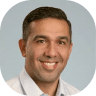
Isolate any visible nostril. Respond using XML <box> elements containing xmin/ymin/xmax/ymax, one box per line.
<box><xmin>46</xmin><ymin>56</ymin><xmax>51</xmax><ymax>58</ymax></box>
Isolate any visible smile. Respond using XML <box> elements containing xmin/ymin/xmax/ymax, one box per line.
<box><xmin>44</xmin><ymin>62</ymin><xmax>56</xmax><ymax>66</ymax></box>
<box><xmin>40</xmin><ymin>60</ymin><xmax>58</xmax><ymax>70</ymax></box>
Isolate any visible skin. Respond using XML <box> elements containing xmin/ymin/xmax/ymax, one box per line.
<box><xmin>19</xmin><ymin>18</ymin><xmax>73</xmax><ymax>96</ymax></box>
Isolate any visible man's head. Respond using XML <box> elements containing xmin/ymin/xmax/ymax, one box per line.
<box><xmin>19</xmin><ymin>6</ymin><xmax>73</xmax><ymax>83</ymax></box>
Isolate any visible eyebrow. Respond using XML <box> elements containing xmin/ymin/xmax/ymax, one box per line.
<box><xmin>33</xmin><ymin>35</ymin><xmax>47</xmax><ymax>41</ymax></box>
<box><xmin>33</xmin><ymin>35</ymin><xmax>69</xmax><ymax>42</ymax></box>
<box><xmin>58</xmin><ymin>36</ymin><xmax>69</xmax><ymax>42</ymax></box>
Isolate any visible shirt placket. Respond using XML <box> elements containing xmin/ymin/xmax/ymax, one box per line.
<box><xmin>41</xmin><ymin>93</ymin><xmax>49</xmax><ymax>96</ymax></box>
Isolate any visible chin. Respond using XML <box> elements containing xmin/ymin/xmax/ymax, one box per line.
<box><xmin>39</xmin><ymin>74</ymin><xmax>60</xmax><ymax>83</ymax></box>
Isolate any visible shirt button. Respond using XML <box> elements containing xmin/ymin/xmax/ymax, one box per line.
<box><xmin>41</xmin><ymin>93</ymin><xmax>49</xmax><ymax>96</ymax></box>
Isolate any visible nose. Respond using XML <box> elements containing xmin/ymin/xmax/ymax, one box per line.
<box><xmin>44</xmin><ymin>42</ymin><xmax>57</xmax><ymax>58</ymax></box>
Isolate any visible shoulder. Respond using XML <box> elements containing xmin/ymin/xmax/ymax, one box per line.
<box><xmin>6</xmin><ymin>76</ymin><xmax>23</xmax><ymax>95</ymax></box>
<box><xmin>7</xmin><ymin>76</ymin><xmax>19</xmax><ymax>85</ymax></box>
<box><xmin>61</xmin><ymin>79</ymin><xmax>80</xmax><ymax>94</ymax></box>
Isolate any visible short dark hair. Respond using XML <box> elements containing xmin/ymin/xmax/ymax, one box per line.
<box><xmin>23</xmin><ymin>6</ymin><xmax>72</xmax><ymax>43</ymax></box>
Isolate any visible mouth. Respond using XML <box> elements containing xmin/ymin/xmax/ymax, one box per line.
<box><xmin>39</xmin><ymin>60</ymin><xmax>58</xmax><ymax>71</ymax></box>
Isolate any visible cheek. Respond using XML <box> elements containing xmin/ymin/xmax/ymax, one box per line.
<box><xmin>59</xmin><ymin>48</ymin><xmax>70</xmax><ymax>61</ymax></box>
<box><xmin>33</xmin><ymin>45</ymin><xmax>46</xmax><ymax>56</ymax></box>
<box><xmin>27</xmin><ymin>45</ymin><xmax>44</xmax><ymax>61</ymax></box>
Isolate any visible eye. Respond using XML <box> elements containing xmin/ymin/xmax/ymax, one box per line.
<box><xmin>58</xmin><ymin>41</ymin><xmax>65</xmax><ymax>45</ymax></box>
<box><xmin>37</xmin><ymin>40</ymin><xmax>46</xmax><ymax>43</ymax></box>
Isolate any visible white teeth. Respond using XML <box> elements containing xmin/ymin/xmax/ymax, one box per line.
<box><xmin>44</xmin><ymin>63</ymin><xmax>56</xmax><ymax>66</ymax></box>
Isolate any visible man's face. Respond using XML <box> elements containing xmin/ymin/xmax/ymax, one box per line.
<box><xmin>22</xmin><ymin>18</ymin><xmax>72</xmax><ymax>82</ymax></box>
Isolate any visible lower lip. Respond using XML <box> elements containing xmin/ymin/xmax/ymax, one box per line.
<box><xmin>40</xmin><ymin>62</ymin><xmax>58</xmax><ymax>71</ymax></box>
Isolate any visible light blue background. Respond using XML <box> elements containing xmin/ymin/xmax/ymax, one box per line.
<box><xmin>0</xmin><ymin>0</ymin><xmax>95</xmax><ymax>91</ymax></box>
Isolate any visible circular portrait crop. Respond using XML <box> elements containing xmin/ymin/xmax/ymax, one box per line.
<box><xmin>0</xmin><ymin>0</ymin><xmax>95</xmax><ymax>96</ymax></box>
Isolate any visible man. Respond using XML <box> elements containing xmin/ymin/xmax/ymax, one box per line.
<box><xmin>7</xmin><ymin>7</ymin><xmax>80</xmax><ymax>96</ymax></box>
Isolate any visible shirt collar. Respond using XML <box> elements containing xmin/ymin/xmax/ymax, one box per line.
<box><xmin>19</xmin><ymin>68</ymin><xmax>66</xmax><ymax>96</ymax></box>
<box><xmin>56</xmin><ymin>77</ymin><xmax>66</xmax><ymax>96</ymax></box>
<box><xmin>56</xmin><ymin>77</ymin><xmax>76</xmax><ymax>96</ymax></box>
<box><xmin>19</xmin><ymin>68</ymin><xmax>44</xmax><ymax>96</ymax></box>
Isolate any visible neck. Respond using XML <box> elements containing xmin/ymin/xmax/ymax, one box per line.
<box><xmin>35</xmin><ymin>78</ymin><xmax>59</xmax><ymax>96</ymax></box>
<box><xmin>25</xmin><ymin>66</ymin><xmax>60</xmax><ymax>96</ymax></box>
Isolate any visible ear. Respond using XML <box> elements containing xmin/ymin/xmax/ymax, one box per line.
<box><xmin>18</xmin><ymin>39</ymin><xmax>26</xmax><ymax>57</ymax></box>
<box><xmin>68</xmin><ymin>43</ymin><xmax>73</xmax><ymax>56</ymax></box>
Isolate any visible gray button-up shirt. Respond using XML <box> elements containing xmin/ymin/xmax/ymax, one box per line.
<box><xmin>7</xmin><ymin>68</ymin><xmax>80</xmax><ymax>96</ymax></box>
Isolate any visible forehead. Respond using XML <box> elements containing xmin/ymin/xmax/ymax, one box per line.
<box><xmin>28</xmin><ymin>18</ymin><xmax>70</xmax><ymax>40</ymax></box>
